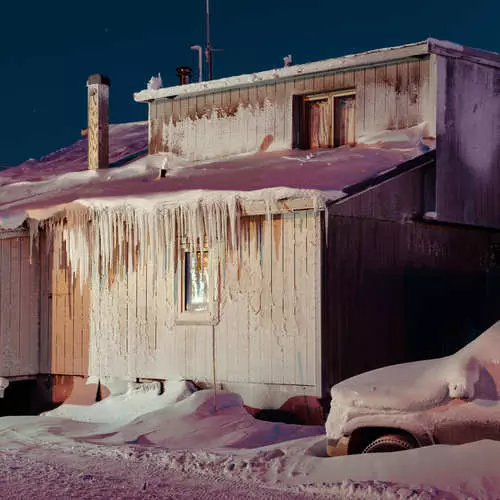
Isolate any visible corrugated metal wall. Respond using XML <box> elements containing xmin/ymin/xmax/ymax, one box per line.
<box><xmin>150</xmin><ymin>57</ymin><xmax>435</xmax><ymax>161</ymax></box>
<box><xmin>0</xmin><ymin>231</ymin><xmax>39</xmax><ymax>377</ymax></box>
<box><xmin>86</xmin><ymin>212</ymin><xmax>321</xmax><ymax>395</ymax></box>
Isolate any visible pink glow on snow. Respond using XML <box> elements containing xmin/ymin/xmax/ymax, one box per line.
<box><xmin>0</xmin><ymin>129</ymin><xmax>433</xmax><ymax>229</ymax></box>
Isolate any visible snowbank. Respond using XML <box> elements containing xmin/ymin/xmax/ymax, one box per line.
<box><xmin>43</xmin><ymin>379</ymin><xmax>196</xmax><ymax>426</ymax></box>
<box><xmin>0</xmin><ymin>386</ymin><xmax>499</xmax><ymax>498</ymax></box>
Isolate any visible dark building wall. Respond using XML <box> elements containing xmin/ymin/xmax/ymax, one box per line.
<box><xmin>435</xmin><ymin>55</ymin><xmax>500</xmax><ymax>229</ymax></box>
<box><xmin>321</xmin><ymin>168</ymin><xmax>499</xmax><ymax>397</ymax></box>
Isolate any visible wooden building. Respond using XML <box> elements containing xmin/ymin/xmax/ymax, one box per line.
<box><xmin>0</xmin><ymin>39</ymin><xmax>499</xmax><ymax>420</ymax></box>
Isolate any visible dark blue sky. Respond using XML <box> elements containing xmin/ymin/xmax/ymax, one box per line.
<box><xmin>0</xmin><ymin>0</ymin><xmax>498</xmax><ymax>167</ymax></box>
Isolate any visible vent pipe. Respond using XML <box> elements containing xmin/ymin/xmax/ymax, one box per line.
<box><xmin>176</xmin><ymin>66</ymin><xmax>192</xmax><ymax>86</ymax></box>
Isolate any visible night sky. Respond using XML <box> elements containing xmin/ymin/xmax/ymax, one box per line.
<box><xmin>1</xmin><ymin>0</ymin><xmax>498</xmax><ymax>167</ymax></box>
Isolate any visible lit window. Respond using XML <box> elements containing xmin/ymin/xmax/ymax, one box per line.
<box><xmin>185</xmin><ymin>250</ymin><xmax>209</xmax><ymax>312</ymax></box>
<box><xmin>176</xmin><ymin>242</ymin><xmax>219</xmax><ymax>325</ymax></box>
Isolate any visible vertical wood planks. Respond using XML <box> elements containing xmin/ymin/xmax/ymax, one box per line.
<box><xmin>364</xmin><ymin>68</ymin><xmax>376</xmax><ymax>133</ymax></box>
<box><xmin>271</xmin><ymin>214</ymin><xmax>285</xmax><ymax>383</ymax></box>
<box><xmin>354</xmin><ymin>70</ymin><xmax>366</xmax><ymax>137</ymax></box>
<box><xmin>385</xmin><ymin>64</ymin><xmax>397</xmax><ymax>130</ymax></box>
<box><xmin>281</xmin><ymin>213</ymin><xmax>297</xmax><ymax>384</ymax></box>
<box><xmin>408</xmin><ymin>60</ymin><xmax>421</xmax><ymax>126</ymax></box>
<box><xmin>374</xmin><ymin>65</ymin><xmax>387</xmax><ymax>131</ymax></box>
<box><xmin>396</xmin><ymin>62</ymin><xmax>409</xmax><ymax>129</ymax></box>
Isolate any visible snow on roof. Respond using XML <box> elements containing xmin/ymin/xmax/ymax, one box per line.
<box><xmin>0</xmin><ymin>124</ymin><xmax>433</xmax><ymax>231</ymax></box>
<box><xmin>0</xmin><ymin>122</ymin><xmax>148</xmax><ymax>184</ymax></box>
<box><xmin>135</xmin><ymin>39</ymin><xmax>500</xmax><ymax>102</ymax></box>
<box><xmin>135</xmin><ymin>40</ymin><xmax>429</xmax><ymax>102</ymax></box>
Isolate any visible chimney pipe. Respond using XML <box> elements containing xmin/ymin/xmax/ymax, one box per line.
<box><xmin>87</xmin><ymin>74</ymin><xmax>110</xmax><ymax>170</ymax></box>
<box><xmin>176</xmin><ymin>66</ymin><xmax>192</xmax><ymax>86</ymax></box>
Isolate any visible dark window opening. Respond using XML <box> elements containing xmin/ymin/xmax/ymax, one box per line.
<box><xmin>295</xmin><ymin>91</ymin><xmax>356</xmax><ymax>150</ymax></box>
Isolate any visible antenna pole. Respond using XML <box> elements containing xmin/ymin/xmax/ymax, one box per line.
<box><xmin>206</xmin><ymin>0</ymin><xmax>213</xmax><ymax>80</ymax></box>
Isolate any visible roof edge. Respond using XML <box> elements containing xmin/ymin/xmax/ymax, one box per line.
<box><xmin>428</xmin><ymin>38</ymin><xmax>500</xmax><ymax>69</ymax></box>
<box><xmin>336</xmin><ymin>149</ymin><xmax>436</xmax><ymax>199</ymax></box>
<box><xmin>134</xmin><ymin>40</ymin><xmax>429</xmax><ymax>102</ymax></box>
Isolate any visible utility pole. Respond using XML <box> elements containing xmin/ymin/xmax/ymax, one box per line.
<box><xmin>205</xmin><ymin>0</ymin><xmax>213</xmax><ymax>80</ymax></box>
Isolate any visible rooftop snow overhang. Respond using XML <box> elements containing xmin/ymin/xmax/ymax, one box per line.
<box><xmin>134</xmin><ymin>39</ymin><xmax>500</xmax><ymax>103</ymax></box>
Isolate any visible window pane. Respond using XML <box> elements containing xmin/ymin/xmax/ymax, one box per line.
<box><xmin>307</xmin><ymin>99</ymin><xmax>331</xmax><ymax>148</ymax></box>
<box><xmin>334</xmin><ymin>94</ymin><xmax>356</xmax><ymax>147</ymax></box>
<box><xmin>185</xmin><ymin>251</ymin><xmax>209</xmax><ymax>311</ymax></box>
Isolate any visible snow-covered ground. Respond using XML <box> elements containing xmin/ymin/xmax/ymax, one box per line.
<box><xmin>0</xmin><ymin>381</ymin><xmax>499</xmax><ymax>499</ymax></box>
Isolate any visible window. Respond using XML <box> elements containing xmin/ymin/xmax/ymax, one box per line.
<box><xmin>176</xmin><ymin>241</ymin><xmax>219</xmax><ymax>325</ymax></box>
<box><xmin>298</xmin><ymin>90</ymin><xmax>356</xmax><ymax>149</ymax></box>
<box><xmin>184</xmin><ymin>249</ymin><xmax>209</xmax><ymax>312</ymax></box>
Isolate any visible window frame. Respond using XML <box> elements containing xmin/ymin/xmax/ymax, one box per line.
<box><xmin>175</xmin><ymin>239</ymin><xmax>220</xmax><ymax>326</ymax></box>
<box><xmin>301</xmin><ymin>89</ymin><xmax>356</xmax><ymax>149</ymax></box>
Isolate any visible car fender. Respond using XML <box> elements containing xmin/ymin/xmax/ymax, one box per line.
<box><xmin>341</xmin><ymin>411</ymin><xmax>436</xmax><ymax>447</ymax></box>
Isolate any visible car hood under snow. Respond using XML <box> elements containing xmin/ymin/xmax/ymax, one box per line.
<box><xmin>326</xmin><ymin>321</ymin><xmax>500</xmax><ymax>439</ymax></box>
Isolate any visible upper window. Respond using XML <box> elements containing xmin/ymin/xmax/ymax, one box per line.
<box><xmin>176</xmin><ymin>241</ymin><xmax>219</xmax><ymax>325</ymax></box>
<box><xmin>301</xmin><ymin>90</ymin><xmax>356</xmax><ymax>149</ymax></box>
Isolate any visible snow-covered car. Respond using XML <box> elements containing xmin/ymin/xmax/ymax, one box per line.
<box><xmin>326</xmin><ymin>321</ymin><xmax>500</xmax><ymax>456</ymax></box>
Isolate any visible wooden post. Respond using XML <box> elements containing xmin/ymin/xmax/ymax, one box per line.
<box><xmin>87</xmin><ymin>74</ymin><xmax>110</xmax><ymax>170</ymax></box>
<box><xmin>212</xmin><ymin>323</ymin><xmax>217</xmax><ymax>412</ymax></box>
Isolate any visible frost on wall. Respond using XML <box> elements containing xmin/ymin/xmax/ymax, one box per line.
<box><xmin>158</xmin><ymin>100</ymin><xmax>288</xmax><ymax>161</ymax></box>
<box><xmin>28</xmin><ymin>189</ymin><xmax>324</xmax><ymax>379</ymax></box>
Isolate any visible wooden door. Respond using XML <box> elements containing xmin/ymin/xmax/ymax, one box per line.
<box><xmin>334</xmin><ymin>94</ymin><xmax>356</xmax><ymax>147</ymax></box>
<box><xmin>306</xmin><ymin>98</ymin><xmax>331</xmax><ymax>149</ymax></box>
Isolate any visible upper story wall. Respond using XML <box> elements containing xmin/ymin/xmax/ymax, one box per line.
<box><xmin>147</xmin><ymin>55</ymin><xmax>436</xmax><ymax>162</ymax></box>
<box><xmin>435</xmin><ymin>54</ymin><xmax>500</xmax><ymax>229</ymax></box>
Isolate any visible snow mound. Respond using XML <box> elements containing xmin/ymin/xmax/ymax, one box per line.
<box><xmin>43</xmin><ymin>379</ymin><xmax>196</xmax><ymax>425</ymax></box>
<box><xmin>357</xmin><ymin>123</ymin><xmax>429</xmax><ymax>147</ymax></box>
<box><xmin>80</xmin><ymin>389</ymin><xmax>324</xmax><ymax>450</ymax></box>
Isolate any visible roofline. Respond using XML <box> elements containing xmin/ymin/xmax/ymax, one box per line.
<box><xmin>134</xmin><ymin>40</ymin><xmax>429</xmax><ymax>102</ymax></box>
<box><xmin>340</xmin><ymin>149</ymin><xmax>436</xmax><ymax>197</ymax></box>
<box><xmin>134</xmin><ymin>39</ymin><xmax>500</xmax><ymax>103</ymax></box>
<box><xmin>428</xmin><ymin>38</ymin><xmax>500</xmax><ymax>70</ymax></box>
<box><xmin>0</xmin><ymin>228</ymin><xmax>28</xmax><ymax>240</ymax></box>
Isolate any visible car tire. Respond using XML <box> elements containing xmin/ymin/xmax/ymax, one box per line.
<box><xmin>362</xmin><ymin>434</ymin><xmax>416</xmax><ymax>454</ymax></box>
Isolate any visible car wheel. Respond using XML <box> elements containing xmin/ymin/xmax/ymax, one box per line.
<box><xmin>362</xmin><ymin>434</ymin><xmax>416</xmax><ymax>454</ymax></box>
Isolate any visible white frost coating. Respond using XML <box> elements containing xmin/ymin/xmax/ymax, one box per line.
<box><xmin>43</xmin><ymin>379</ymin><xmax>196</xmax><ymax>425</ymax></box>
<box><xmin>30</xmin><ymin>186</ymin><xmax>328</xmax><ymax>288</ymax></box>
<box><xmin>160</xmin><ymin>100</ymin><xmax>288</xmax><ymax>162</ymax></box>
<box><xmin>147</xmin><ymin>73</ymin><xmax>162</xmax><ymax>90</ymax></box>
<box><xmin>0</xmin><ymin>377</ymin><xmax>9</xmax><ymax>398</ymax></box>
<box><xmin>357</xmin><ymin>123</ymin><xmax>429</xmax><ymax>146</ymax></box>
<box><xmin>135</xmin><ymin>40</ymin><xmax>430</xmax><ymax>101</ymax></box>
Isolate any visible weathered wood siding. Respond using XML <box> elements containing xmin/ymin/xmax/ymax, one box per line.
<box><xmin>436</xmin><ymin>55</ymin><xmax>500</xmax><ymax>228</ymax></box>
<box><xmin>322</xmin><ymin>170</ymin><xmax>498</xmax><ymax>395</ymax></box>
<box><xmin>150</xmin><ymin>57</ymin><xmax>435</xmax><ymax>161</ymax></box>
<box><xmin>0</xmin><ymin>231</ymin><xmax>39</xmax><ymax>377</ymax></box>
<box><xmin>86</xmin><ymin>212</ymin><xmax>321</xmax><ymax>399</ymax></box>
<box><xmin>39</xmin><ymin>230</ymin><xmax>90</xmax><ymax>376</ymax></box>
